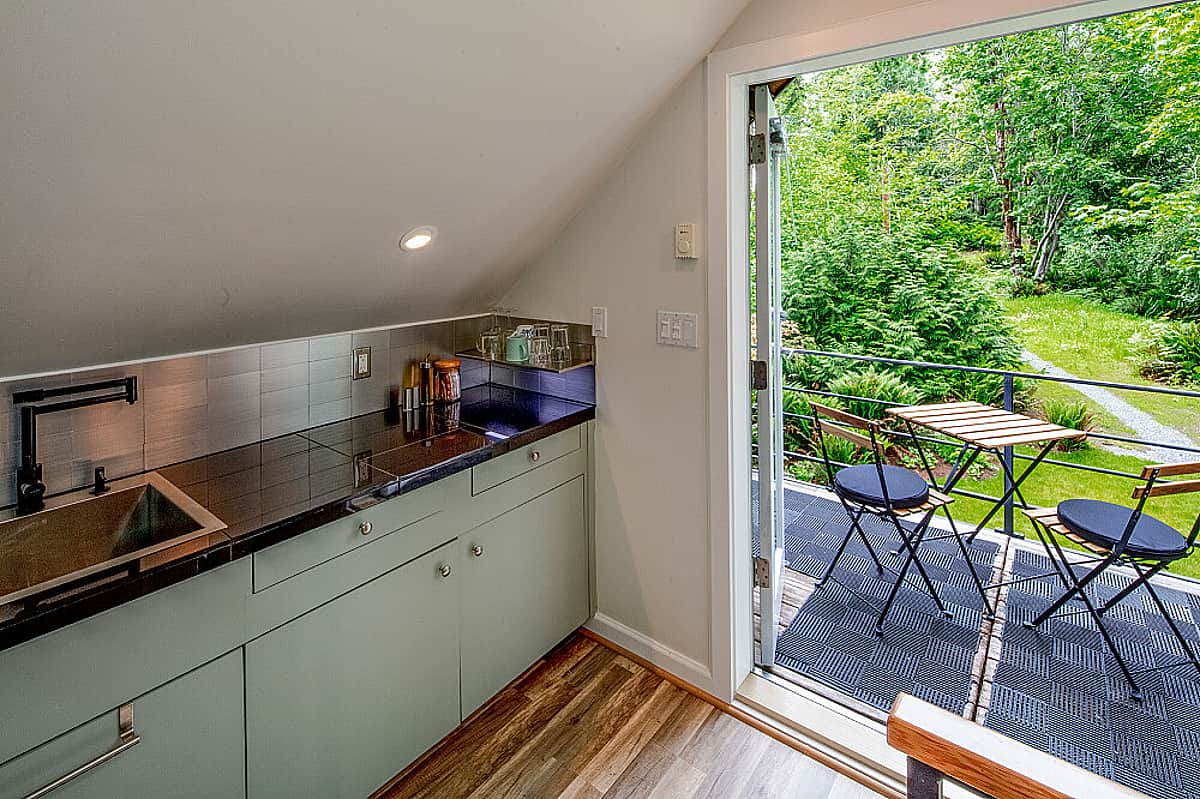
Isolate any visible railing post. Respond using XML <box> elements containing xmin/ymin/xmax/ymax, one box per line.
<box><xmin>1002</xmin><ymin>373</ymin><xmax>1015</xmax><ymax>537</ymax></box>
<box><xmin>906</xmin><ymin>757</ymin><xmax>943</xmax><ymax>799</ymax></box>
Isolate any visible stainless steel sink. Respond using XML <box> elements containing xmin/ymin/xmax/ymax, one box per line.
<box><xmin>0</xmin><ymin>473</ymin><xmax>227</xmax><ymax>606</ymax></box>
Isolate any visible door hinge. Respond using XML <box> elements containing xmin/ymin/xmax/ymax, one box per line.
<box><xmin>753</xmin><ymin>556</ymin><xmax>771</xmax><ymax>589</ymax></box>
<box><xmin>748</xmin><ymin>132</ymin><xmax>767</xmax><ymax>165</ymax></box>
<box><xmin>751</xmin><ymin>360</ymin><xmax>768</xmax><ymax>391</ymax></box>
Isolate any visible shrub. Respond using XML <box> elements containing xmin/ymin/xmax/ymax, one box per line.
<box><xmin>780</xmin><ymin>390</ymin><xmax>814</xmax><ymax>453</ymax></box>
<box><xmin>780</xmin><ymin>226</ymin><xmax>1022</xmax><ymax>403</ymax></box>
<box><xmin>1138</xmin><ymin>321</ymin><xmax>1200</xmax><ymax>385</ymax></box>
<box><xmin>817</xmin><ymin>434</ymin><xmax>875</xmax><ymax>471</ymax></box>
<box><xmin>827</xmin><ymin>368</ymin><xmax>919</xmax><ymax>419</ymax></box>
<box><xmin>1006</xmin><ymin>275</ymin><xmax>1041</xmax><ymax>298</ymax></box>
<box><xmin>1040</xmin><ymin>399</ymin><xmax>1094</xmax><ymax>450</ymax></box>
<box><xmin>1052</xmin><ymin>228</ymin><xmax>1200</xmax><ymax>320</ymax></box>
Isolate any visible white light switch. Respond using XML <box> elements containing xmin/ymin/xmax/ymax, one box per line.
<box><xmin>592</xmin><ymin>306</ymin><xmax>608</xmax><ymax>338</ymax></box>
<box><xmin>656</xmin><ymin>311</ymin><xmax>699</xmax><ymax>349</ymax></box>
<box><xmin>674</xmin><ymin>223</ymin><xmax>699</xmax><ymax>259</ymax></box>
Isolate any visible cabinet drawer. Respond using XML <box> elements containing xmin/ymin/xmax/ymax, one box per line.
<box><xmin>252</xmin><ymin>481</ymin><xmax>443</xmax><ymax>592</ymax></box>
<box><xmin>471</xmin><ymin>426</ymin><xmax>581</xmax><ymax>495</ymax></box>
<box><xmin>246</xmin><ymin>541</ymin><xmax>460</xmax><ymax>799</ymax></box>
<box><xmin>0</xmin><ymin>559</ymin><xmax>250</xmax><ymax>765</ymax></box>
<box><xmin>0</xmin><ymin>651</ymin><xmax>245</xmax><ymax>799</ymax></box>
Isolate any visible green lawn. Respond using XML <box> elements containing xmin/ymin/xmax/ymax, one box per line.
<box><xmin>1004</xmin><ymin>293</ymin><xmax>1200</xmax><ymax>441</ymax></box>
<box><xmin>963</xmin><ymin>294</ymin><xmax>1200</xmax><ymax>577</ymax></box>
<box><xmin>953</xmin><ymin>443</ymin><xmax>1200</xmax><ymax>578</ymax></box>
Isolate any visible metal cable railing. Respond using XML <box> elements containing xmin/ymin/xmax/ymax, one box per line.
<box><xmin>752</xmin><ymin>349</ymin><xmax>1200</xmax><ymax>536</ymax></box>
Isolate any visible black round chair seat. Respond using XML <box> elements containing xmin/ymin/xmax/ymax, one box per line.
<box><xmin>1057</xmin><ymin>498</ymin><xmax>1188</xmax><ymax>560</ymax></box>
<box><xmin>834</xmin><ymin>464</ymin><xmax>929</xmax><ymax>509</ymax></box>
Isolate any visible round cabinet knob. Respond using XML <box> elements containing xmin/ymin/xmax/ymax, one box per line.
<box><xmin>438</xmin><ymin>563</ymin><xmax>452</xmax><ymax>578</ymax></box>
<box><xmin>529</xmin><ymin>450</ymin><xmax>541</xmax><ymax>463</ymax></box>
<box><xmin>359</xmin><ymin>520</ymin><xmax>373</xmax><ymax>536</ymax></box>
<box><xmin>470</xmin><ymin>545</ymin><xmax>484</xmax><ymax>558</ymax></box>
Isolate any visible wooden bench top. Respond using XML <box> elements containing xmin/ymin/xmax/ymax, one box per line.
<box><xmin>887</xmin><ymin>401</ymin><xmax>1086</xmax><ymax>450</ymax></box>
<box><xmin>888</xmin><ymin>694</ymin><xmax>1146</xmax><ymax>799</ymax></box>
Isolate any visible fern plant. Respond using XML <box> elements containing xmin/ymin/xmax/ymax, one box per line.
<box><xmin>827</xmin><ymin>368</ymin><xmax>919</xmax><ymax>420</ymax></box>
<box><xmin>1041</xmin><ymin>399</ymin><xmax>1094</xmax><ymax>450</ymax></box>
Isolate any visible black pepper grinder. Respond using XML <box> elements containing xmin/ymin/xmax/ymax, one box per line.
<box><xmin>419</xmin><ymin>356</ymin><xmax>435</xmax><ymax>407</ymax></box>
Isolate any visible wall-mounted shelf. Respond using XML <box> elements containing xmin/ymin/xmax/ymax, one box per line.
<box><xmin>455</xmin><ymin>349</ymin><xmax>594</xmax><ymax>375</ymax></box>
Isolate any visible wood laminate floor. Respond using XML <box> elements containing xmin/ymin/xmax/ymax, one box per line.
<box><xmin>379</xmin><ymin>634</ymin><xmax>882</xmax><ymax>799</ymax></box>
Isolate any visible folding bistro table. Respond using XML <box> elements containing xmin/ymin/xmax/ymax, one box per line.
<box><xmin>886</xmin><ymin>401</ymin><xmax>1087</xmax><ymax>540</ymax></box>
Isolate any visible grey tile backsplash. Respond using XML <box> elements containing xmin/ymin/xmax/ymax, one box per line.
<box><xmin>0</xmin><ymin>316</ymin><xmax>594</xmax><ymax>507</ymax></box>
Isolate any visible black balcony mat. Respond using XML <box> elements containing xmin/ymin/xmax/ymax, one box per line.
<box><xmin>766</xmin><ymin>492</ymin><xmax>1001</xmax><ymax>715</ymax></box>
<box><xmin>985</xmin><ymin>548</ymin><xmax>1200</xmax><ymax>799</ymax></box>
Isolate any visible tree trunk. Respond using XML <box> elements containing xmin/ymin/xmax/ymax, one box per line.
<box><xmin>1032</xmin><ymin>195</ymin><xmax>1068</xmax><ymax>282</ymax></box>
<box><xmin>994</xmin><ymin>99</ymin><xmax>1021</xmax><ymax>261</ymax></box>
<box><xmin>881</xmin><ymin>160</ymin><xmax>891</xmax><ymax>235</ymax></box>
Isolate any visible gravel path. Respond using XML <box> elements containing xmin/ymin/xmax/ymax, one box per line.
<box><xmin>1022</xmin><ymin>348</ymin><xmax>1196</xmax><ymax>463</ymax></box>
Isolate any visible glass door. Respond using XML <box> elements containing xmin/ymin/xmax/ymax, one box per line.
<box><xmin>752</xmin><ymin>82</ymin><xmax>786</xmax><ymax>667</ymax></box>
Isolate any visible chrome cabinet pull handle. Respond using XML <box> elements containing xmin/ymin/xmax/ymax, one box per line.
<box><xmin>470</xmin><ymin>545</ymin><xmax>484</xmax><ymax>558</ymax></box>
<box><xmin>529</xmin><ymin>450</ymin><xmax>541</xmax><ymax>463</ymax></box>
<box><xmin>438</xmin><ymin>563</ymin><xmax>452</xmax><ymax>578</ymax></box>
<box><xmin>359</xmin><ymin>520</ymin><xmax>373</xmax><ymax>536</ymax></box>
<box><xmin>24</xmin><ymin>703</ymin><xmax>140</xmax><ymax>799</ymax></box>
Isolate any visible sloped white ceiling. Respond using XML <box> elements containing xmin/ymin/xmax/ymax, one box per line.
<box><xmin>0</xmin><ymin>0</ymin><xmax>749</xmax><ymax>376</ymax></box>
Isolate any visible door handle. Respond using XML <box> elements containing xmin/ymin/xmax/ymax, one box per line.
<box><xmin>23</xmin><ymin>703</ymin><xmax>140</xmax><ymax>799</ymax></box>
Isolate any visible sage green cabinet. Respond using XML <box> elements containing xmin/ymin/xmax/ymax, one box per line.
<box><xmin>245</xmin><ymin>541</ymin><xmax>460</xmax><ymax>799</ymax></box>
<box><xmin>459</xmin><ymin>476</ymin><xmax>589</xmax><ymax>716</ymax></box>
<box><xmin>0</xmin><ymin>650</ymin><xmax>245</xmax><ymax>799</ymax></box>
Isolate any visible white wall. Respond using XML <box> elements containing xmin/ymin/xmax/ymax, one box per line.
<box><xmin>502</xmin><ymin>0</ymin><xmax>1151</xmax><ymax>696</ymax></box>
<box><xmin>505</xmin><ymin>64</ymin><xmax>714</xmax><ymax>683</ymax></box>
<box><xmin>0</xmin><ymin>0</ymin><xmax>749</xmax><ymax>378</ymax></box>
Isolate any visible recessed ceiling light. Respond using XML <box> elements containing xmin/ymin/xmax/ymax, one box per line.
<box><xmin>400</xmin><ymin>226</ymin><xmax>437</xmax><ymax>251</ymax></box>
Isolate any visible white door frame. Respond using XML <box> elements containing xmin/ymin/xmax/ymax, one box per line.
<box><xmin>704</xmin><ymin>0</ymin><xmax>1177</xmax><ymax>703</ymax></box>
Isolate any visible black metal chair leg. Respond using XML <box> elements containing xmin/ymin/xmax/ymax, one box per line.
<box><xmin>1025</xmin><ymin>524</ymin><xmax>1142</xmax><ymax>699</ymax></box>
<box><xmin>1134</xmin><ymin>562</ymin><xmax>1200</xmax><ymax>673</ymax></box>
<box><xmin>1076</xmin><ymin>582</ymin><xmax>1143</xmax><ymax>701</ymax></box>
<box><xmin>943</xmin><ymin>511</ymin><xmax>994</xmax><ymax>619</ymax></box>
<box><xmin>875</xmin><ymin>513</ymin><xmax>945</xmax><ymax>634</ymax></box>
<box><xmin>850</xmin><ymin>515</ymin><xmax>886</xmax><ymax>576</ymax></box>
<box><xmin>1094</xmin><ymin>562</ymin><xmax>1168</xmax><ymax>617</ymax></box>
<box><xmin>818</xmin><ymin>517</ymin><xmax>857</xmax><ymax>586</ymax></box>
<box><xmin>875</xmin><ymin>547</ymin><xmax>915</xmax><ymax>635</ymax></box>
<box><xmin>1029</xmin><ymin>559</ymin><xmax>1110</xmax><ymax>627</ymax></box>
<box><xmin>902</xmin><ymin>514</ymin><xmax>951</xmax><ymax>617</ymax></box>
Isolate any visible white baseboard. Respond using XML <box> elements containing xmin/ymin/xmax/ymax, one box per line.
<box><xmin>585</xmin><ymin>613</ymin><xmax>714</xmax><ymax>693</ymax></box>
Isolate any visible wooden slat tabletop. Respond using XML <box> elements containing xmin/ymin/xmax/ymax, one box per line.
<box><xmin>887</xmin><ymin>401</ymin><xmax>1086</xmax><ymax>450</ymax></box>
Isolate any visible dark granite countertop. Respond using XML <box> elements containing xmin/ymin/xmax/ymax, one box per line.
<box><xmin>0</xmin><ymin>385</ymin><xmax>594</xmax><ymax>651</ymax></box>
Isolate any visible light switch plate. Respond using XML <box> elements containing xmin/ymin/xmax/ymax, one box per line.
<box><xmin>592</xmin><ymin>306</ymin><xmax>608</xmax><ymax>338</ymax></box>
<box><xmin>656</xmin><ymin>311</ymin><xmax>699</xmax><ymax>348</ymax></box>
<box><xmin>352</xmin><ymin>346</ymin><xmax>372</xmax><ymax>380</ymax></box>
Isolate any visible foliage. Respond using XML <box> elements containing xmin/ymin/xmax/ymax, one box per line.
<box><xmin>816</xmin><ymin>434</ymin><xmax>874</xmax><ymax>471</ymax></box>
<box><xmin>826</xmin><ymin>368</ymin><xmax>918</xmax><ymax>420</ymax></box>
<box><xmin>780</xmin><ymin>227</ymin><xmax>1021</xmax><ymax>398</ymax></box>
<box><xmin>1040</xmin><ymin>399</ymin><xmax>1094</xmax><ymax>450</ymax></box>
<box><xmin>780</xmin><ymin>390</ymin><xmax>814</xmax><ymax>451</ymax></box>
<box><xmin>1138</xmin><ymin>321</ymin><xmax>1200</xmax><ymax>385</ymax></box>
<box><xmin>769</xmin><ymin>4</ymin><xmax>1200</xmax><ymax>313</ymax></box>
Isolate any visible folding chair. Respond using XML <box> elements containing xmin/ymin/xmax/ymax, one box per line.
<box><xmin>811</xmin><ymin>402</ymin><xmax>956</xmax><ymax>634</ymax></box>
<box><xmin>1023</xmin><ymin>462</ymin><xmax>1200</xmax><ymax>701</ymax></box>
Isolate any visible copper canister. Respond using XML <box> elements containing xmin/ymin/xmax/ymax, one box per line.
<box><xmin>433</xmin><ymin>359</ymin><xmax>461</xmax><ymax>404</ymax></box>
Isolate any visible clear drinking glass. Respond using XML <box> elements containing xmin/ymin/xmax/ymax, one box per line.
<box><xmin>478</xmin><ymin>330</ymin><xmax>503</xmax><ymax>360</ymax></box>
<box><xmin>550</xmin><ymin>325</ymin><xmax>571</xmax><ymax>366</ymax></box>
<box><xmin>529</xmin><ymin>336</ymin><xmax>551</xmax><ymax>367</ymax></box>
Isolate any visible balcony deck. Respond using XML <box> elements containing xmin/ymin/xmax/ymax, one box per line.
<box><xmin>753</xmin><ymin>480</ymin><xmax>1200</xmax><ymax>799</ymax></box>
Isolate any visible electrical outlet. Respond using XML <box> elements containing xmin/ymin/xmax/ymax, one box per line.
<box><xmin>352</xmin><ymin>346</ymin><xmax>372</xmax><ymax>380</ymax></box>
